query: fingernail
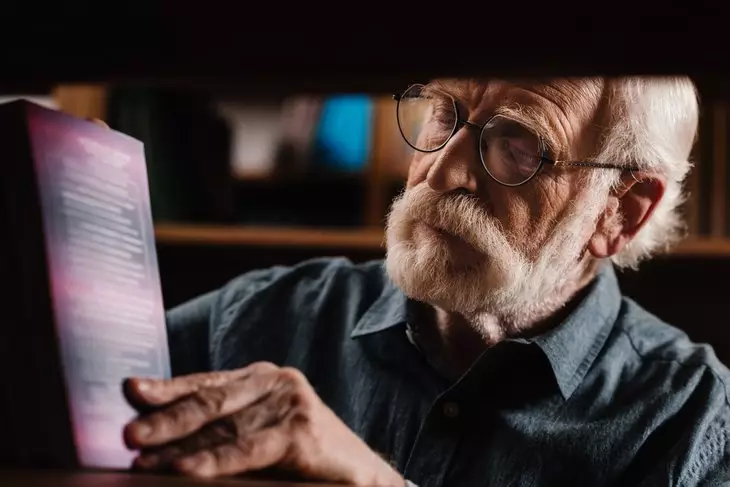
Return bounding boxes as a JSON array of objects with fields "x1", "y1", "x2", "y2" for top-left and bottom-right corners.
[
  {"x1": 133, "y1": 421, "x2": 152, "y2": 439},
  {"x1": 136, "y1": 379, "x2": 152, "y2": 391},
  {"x1": 178, "y1": 454, "x2": 206, "y2": 472}
]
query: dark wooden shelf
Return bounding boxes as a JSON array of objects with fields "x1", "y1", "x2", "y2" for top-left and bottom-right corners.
[
  {"x1": 154, "y1": 224, "x2": 730, "y2": 257},
  {"x1": 155, "y1": 224, "x2": 385, "y2": 250},
  {"x1": 666, "y1": 237, "x2": 730, "y2": 257},
  {"x1": 233, "y1": 171, "x2": 366, "y2": 186}
]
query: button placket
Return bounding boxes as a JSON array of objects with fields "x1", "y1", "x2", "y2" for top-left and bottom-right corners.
[{"x1": 403, "y1": 394, "x2": 466, "y2": 487}]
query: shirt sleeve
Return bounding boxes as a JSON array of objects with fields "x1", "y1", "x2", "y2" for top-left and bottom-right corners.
[
  {"x1": 164, "y1": 256, "x2": 376, "y2": 376},
  {"x1": 165, "y1": 290, "x2": 219, "y2": 376}
]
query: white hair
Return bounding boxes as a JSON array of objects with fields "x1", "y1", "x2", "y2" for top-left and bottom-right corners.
[{"x1": 592, "y1": 76, "x2": 700, "y2": 269}]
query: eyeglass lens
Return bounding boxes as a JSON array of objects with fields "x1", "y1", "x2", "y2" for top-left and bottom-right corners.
[{"x1": 397, "y1": 84, "x2": 544, "y2": 186}]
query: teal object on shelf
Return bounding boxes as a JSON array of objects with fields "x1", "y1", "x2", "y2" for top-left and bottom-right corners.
[{"x1": 312, "y1": 95, "x2": 373, "y2": 172}]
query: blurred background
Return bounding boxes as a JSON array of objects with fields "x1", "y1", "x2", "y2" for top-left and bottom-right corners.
[{"x1": 10, "y1": 82, "x2": 729, "y2": 362}]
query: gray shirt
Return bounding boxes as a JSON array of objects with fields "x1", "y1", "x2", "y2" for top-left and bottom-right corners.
[{"x1": 166, "y1": 257, "x2": 730, "y2": 486}]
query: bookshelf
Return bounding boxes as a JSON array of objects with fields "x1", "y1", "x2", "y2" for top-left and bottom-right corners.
[{"x1": 46, "y1": 83, "x2": 730, "y2": 259}]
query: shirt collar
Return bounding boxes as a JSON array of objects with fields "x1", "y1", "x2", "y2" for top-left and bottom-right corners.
[
  {"x1": 350, "y1": 269, "x2": 409, "y2": 338},
  {"x1": 351, "y1": 262, "x2": 622, "y2": 400},
  {"x1": 520, "y1": 263, "x2": 621, "y2": 399}
]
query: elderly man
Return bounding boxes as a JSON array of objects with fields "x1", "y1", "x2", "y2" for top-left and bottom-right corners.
[{"x1": 122, "y1": 77, "x2": 729, "y2": 486}]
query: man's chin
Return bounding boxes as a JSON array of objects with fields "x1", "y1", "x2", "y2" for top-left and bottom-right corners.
[{"x1": 385, "y1": 239, "x2": 486, "y2": 312}]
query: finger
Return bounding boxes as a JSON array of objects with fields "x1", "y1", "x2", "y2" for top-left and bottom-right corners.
[
  {"x1": 124, "y1": 364, "x2": 282, "y2": 448},
  {"x1": 174, "y1": 426, "x2": 290, "y2": 479},
  {"x1": 122, "y1": 379, "x2": 160, "y2": 414},
  {"x1": 132, "y1": 418, "x2": 234, "y2": 471},
  {"x1": 125, "y1": 362, "x2": 276, "y2": 407},
  {"x1": 124, "y1": 372, "x2": 242, "y2": 408},
  {"x1": 132, "y1": 391, "x2": 284, "y2": 470}
]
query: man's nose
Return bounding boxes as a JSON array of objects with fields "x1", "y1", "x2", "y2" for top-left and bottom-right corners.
[{"x1": 425, "y1": 124, "x2": 480, "y2": 194}]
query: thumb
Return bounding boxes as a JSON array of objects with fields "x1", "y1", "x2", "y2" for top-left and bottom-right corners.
[{"x1": 123, "y1": 370, "x2": 248, "y2": 408}]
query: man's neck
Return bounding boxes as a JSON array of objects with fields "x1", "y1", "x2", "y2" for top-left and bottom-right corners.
[{"x1": 412, "y1": 261, "x2": 602, "y2": 380}]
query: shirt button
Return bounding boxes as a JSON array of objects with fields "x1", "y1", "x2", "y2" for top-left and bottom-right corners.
[{"x1": 442, "y1": 401, "x2": 460, "y2": 419}]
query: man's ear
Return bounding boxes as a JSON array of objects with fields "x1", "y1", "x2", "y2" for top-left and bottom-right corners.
[{"x1": 588, "y1": 171, "x2": 666, "y2": 259}]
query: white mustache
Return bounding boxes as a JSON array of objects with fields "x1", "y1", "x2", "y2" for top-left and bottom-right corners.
[{"x1": 389, "y1": 184, "x2": 502, "y2": 255}]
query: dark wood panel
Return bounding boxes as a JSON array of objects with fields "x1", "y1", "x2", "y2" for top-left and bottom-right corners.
[{"x1": 4, "y1": 10, "x2": 730, "y2": 98}]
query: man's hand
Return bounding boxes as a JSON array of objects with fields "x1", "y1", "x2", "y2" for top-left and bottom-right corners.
[{"x1": 122, "y1": 362, "x2": 404, "y2": 485}]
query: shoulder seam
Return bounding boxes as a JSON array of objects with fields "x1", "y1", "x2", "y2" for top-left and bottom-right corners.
[
  {"x1": 616, "y1": 326, "x2": 730, "y2": 406},
  {"x1": 618, "y1": 319, "x2": 730, "y2": 483},
  {"x1": 208, "y1": 257, "x2": 383, "y2": 368}
]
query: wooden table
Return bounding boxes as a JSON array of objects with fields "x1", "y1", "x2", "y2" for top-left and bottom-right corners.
[{"x1": 0, "y1": 470, "x2": 341, "y2": 486}]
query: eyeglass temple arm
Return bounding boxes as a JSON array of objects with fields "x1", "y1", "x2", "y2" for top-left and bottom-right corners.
[{"x1": 541, "y1": 157, "x2": 641, "y2": 172}]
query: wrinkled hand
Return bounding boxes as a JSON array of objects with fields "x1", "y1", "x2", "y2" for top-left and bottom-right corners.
[{"x1": 122, "y1": 362, "x2": 404, "y2": 485}]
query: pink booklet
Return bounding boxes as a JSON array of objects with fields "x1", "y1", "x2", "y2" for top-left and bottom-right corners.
[{"x1": 0, "y1": 100, "x2": 170, "y2": 470}]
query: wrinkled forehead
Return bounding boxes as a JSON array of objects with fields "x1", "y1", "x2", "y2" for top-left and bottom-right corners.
[
  {"x1": 429, "y1": 77, "x2": 608, "y2": 156},
  {"x1": 430, "y1": 77, "x2": 605, "y2": 113}
]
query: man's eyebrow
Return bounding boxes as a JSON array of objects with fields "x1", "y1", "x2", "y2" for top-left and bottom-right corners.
[{"x1": 493, "y1": 104, "x2": 565, "y2": 157}]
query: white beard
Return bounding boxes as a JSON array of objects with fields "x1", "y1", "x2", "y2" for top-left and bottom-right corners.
[{"x1": 384, "y1": 183, "x2": 606, "y2": 338}]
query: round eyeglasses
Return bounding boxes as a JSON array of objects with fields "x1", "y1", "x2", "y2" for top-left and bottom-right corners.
[{"x1": 394, "y1": 83, "x2": 640, "y2": 187}]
